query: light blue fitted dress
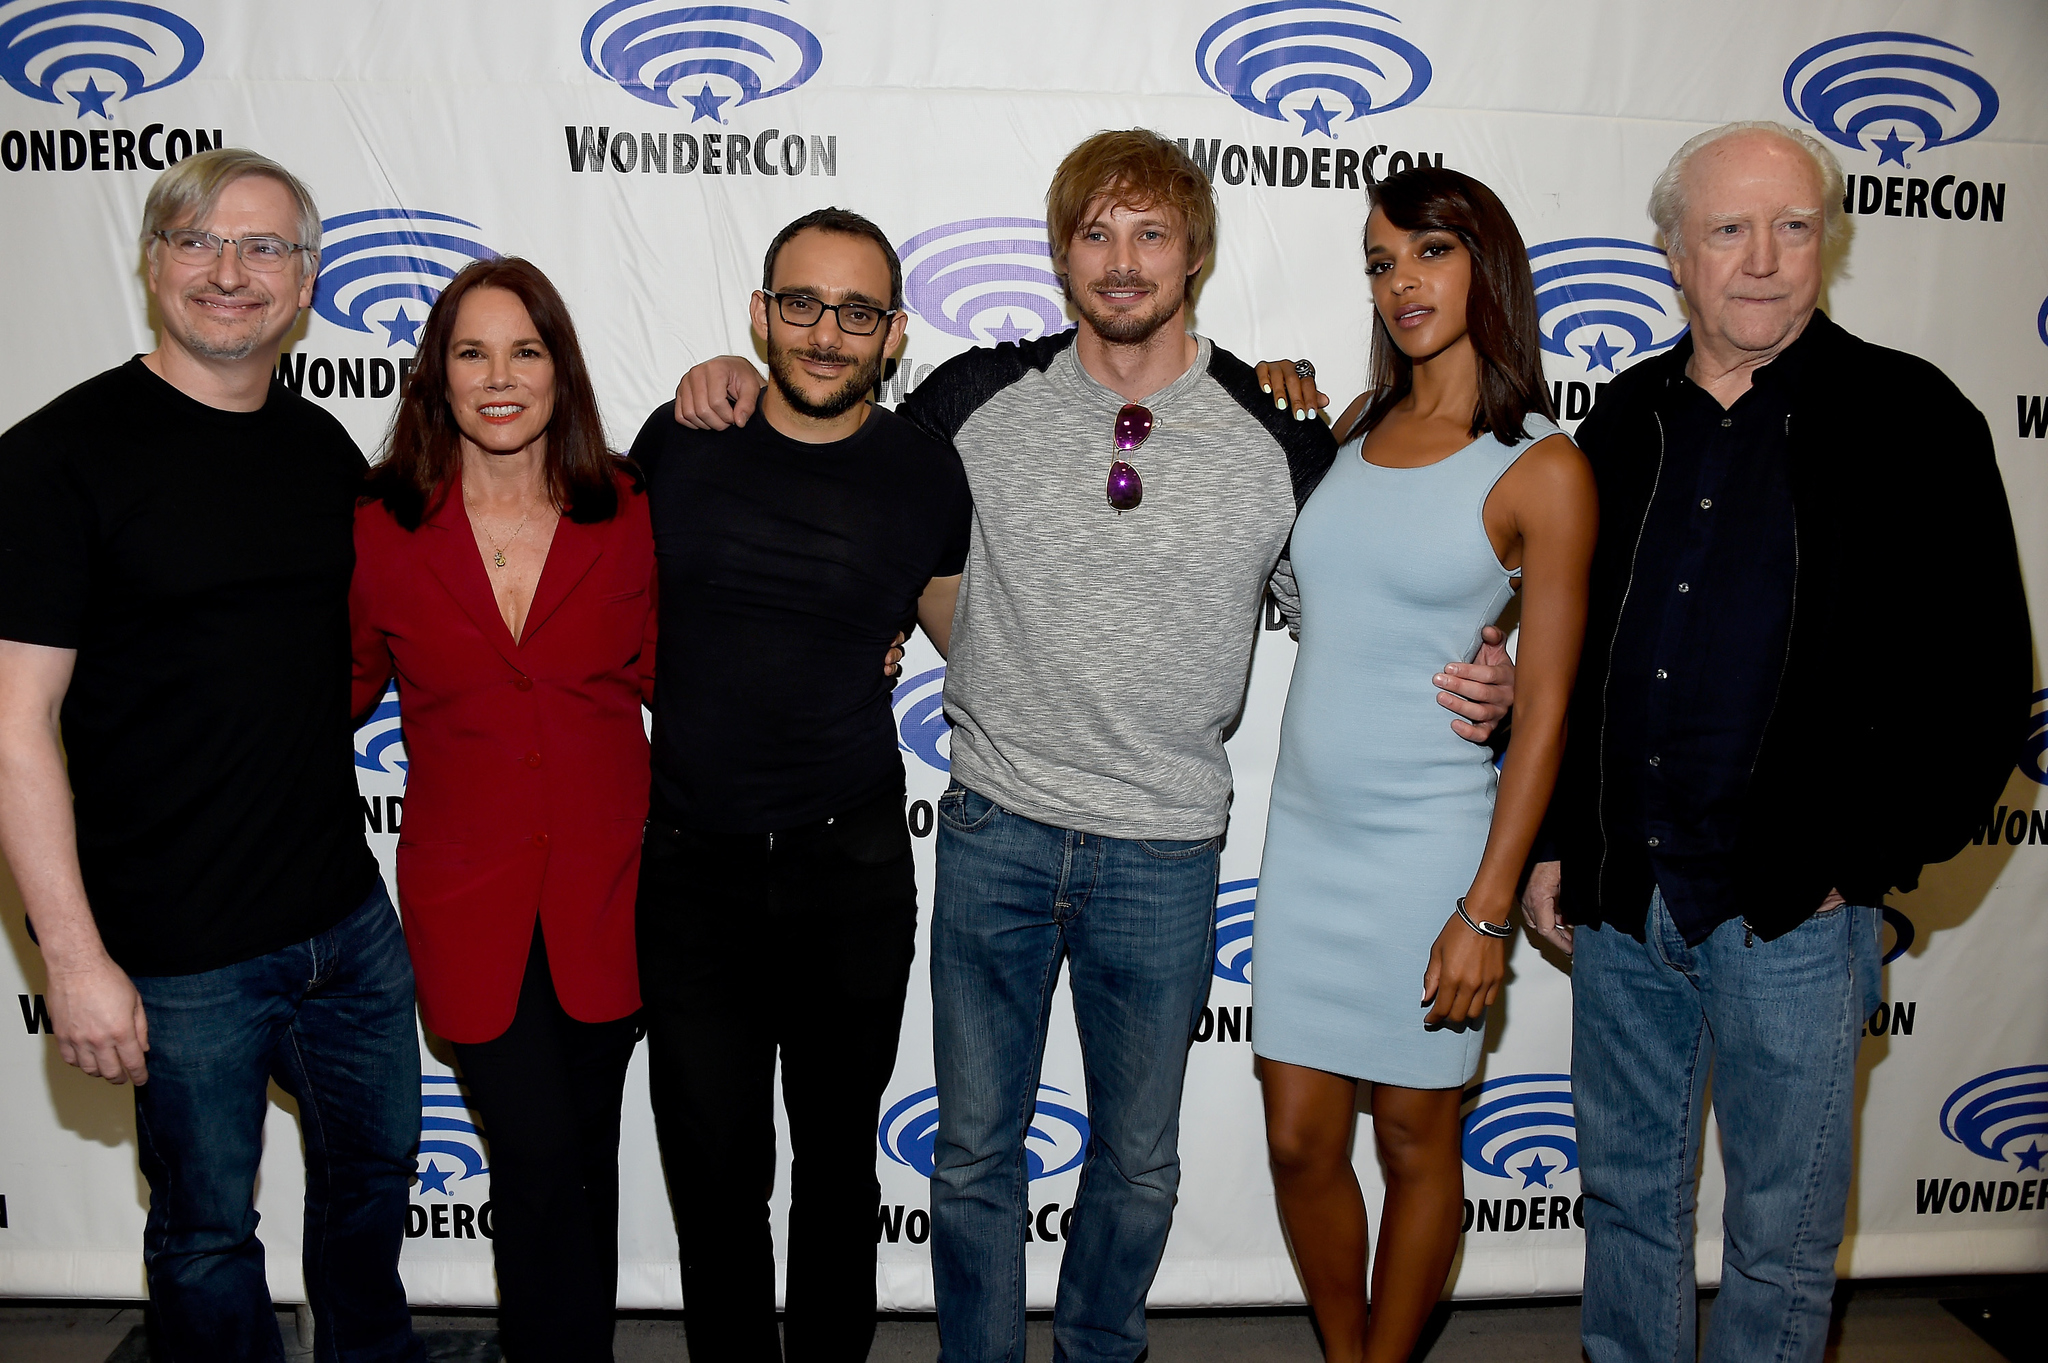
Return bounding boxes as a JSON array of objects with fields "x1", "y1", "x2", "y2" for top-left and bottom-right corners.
[{"x1": 1251, "y1": 415, "x2": 1558, "y2": 1089}]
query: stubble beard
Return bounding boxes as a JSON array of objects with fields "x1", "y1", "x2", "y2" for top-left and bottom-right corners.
[
  {"x1": 1074, "y1": 271, "x2": 1187, "y2": 346},
  {"x1": 767, "y1": 338, "x2": 887, "y2": 420},
  {"x1": 170, "y1": 285, "x2": 276, "y2": 361}
]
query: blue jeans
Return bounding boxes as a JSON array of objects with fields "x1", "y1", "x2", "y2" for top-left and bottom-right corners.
[
  {"x1": 930, "y1": 784, "x2": 1220, "y2": 1363},
  {"x1": 1572, "y1": 890, "x2": 1882, "y2": 1363},
  {"x1": 131, "y1": 881, "x2": 425, "y2": 1363}
]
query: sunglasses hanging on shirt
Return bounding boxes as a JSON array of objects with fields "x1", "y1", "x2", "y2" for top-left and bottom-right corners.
[{"x1": 1108, "y1": 404, "x2": 1151, "y2": 512}]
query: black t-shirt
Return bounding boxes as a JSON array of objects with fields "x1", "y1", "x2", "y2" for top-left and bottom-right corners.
[
  {"x1": 0, "y1": 358, "x2": 377, "y2": 975},
  {"x1": 632, "y1": 397, "x2": 972, "y2": 833}
]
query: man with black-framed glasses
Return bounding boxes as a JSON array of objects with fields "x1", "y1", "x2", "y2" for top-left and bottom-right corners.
[{"x1": 627, "y1": 206, "x2": 971, "y2": 1362}]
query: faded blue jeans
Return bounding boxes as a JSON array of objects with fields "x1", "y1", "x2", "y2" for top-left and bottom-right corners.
[
  {"x1": 130, "y1": 881, "x2": 425, "y2": 1363},
  {"x1": 930, "y1": 784, "x2": 1220, "y2": 1363},
  {"x1": 1573, "y1": 889, "x2": 1883, "y2": 1363}
]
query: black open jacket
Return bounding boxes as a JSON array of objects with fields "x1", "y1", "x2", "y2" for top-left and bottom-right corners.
[{"x1": 1553, "y1": 310, "x2": 2032, "y2": 940}]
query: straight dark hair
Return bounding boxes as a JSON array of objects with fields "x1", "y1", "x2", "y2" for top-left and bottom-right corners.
[
  {"x1": 1357, "y1": 166, "x2": 1555, "y2": 444},
  {"x1": 366, "y1": 257, "x2": 633, "y2": 529}
]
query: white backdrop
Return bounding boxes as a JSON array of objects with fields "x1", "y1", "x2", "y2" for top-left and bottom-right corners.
[{"x1": 2, "y1": 0, "x2": 2045, "y2": 1312}]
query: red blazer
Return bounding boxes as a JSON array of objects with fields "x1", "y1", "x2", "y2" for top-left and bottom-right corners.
[{"x1": 350, "y1": 470, "x2": 656, "y2": 1044}]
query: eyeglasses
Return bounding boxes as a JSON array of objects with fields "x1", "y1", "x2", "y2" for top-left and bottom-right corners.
[
  {"x1": 762, "y1": 290, "x2": 897, "y2": 337},
  {"x1": 1107, "y1": 403, "x2": 1151, "y2": 512},
  {"x1": 153, "y1": 229, "x2": 310, "y2": 273}
]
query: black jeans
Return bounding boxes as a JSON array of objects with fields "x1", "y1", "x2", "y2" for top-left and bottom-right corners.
[
  {"x1": 637, "y1": 783, "x2": 919, "y2": 1363},
  {"x1": 453, "y1": 927, "x2": 642, "y2": 1363}
]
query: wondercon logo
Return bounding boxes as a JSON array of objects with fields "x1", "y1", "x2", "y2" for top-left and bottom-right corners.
[
  {"x1": 1195, "y1": 1, "x2": 1431, "y2": 139},
  {"x1": 1461, "y1": 1073, "x2": 1577, "y2": 1190},
  {"x1": 1214, "y1": 878, "x2": 1256, "y2": 983},
  {"x1": 417, "y1": 1073, "x2": 489, "y2": 1194},
  {"x1": 354, "y1": 680, "x2": 407, "y2": 777},
  {"x1": 0, "y1": 0, "x2": 202, "y2": 118},
  {"x1": 897, "y1": 218, "x2": 1070, "y2": 345},
  {"x1": 2022, "y1": 687, "x2": 2048, "y2": 786},
  {"x1": 878, "y1": 1084, "x2": 1091, "y2": 1181},
  {"x1": 1527, "y1": 238, "x2": 1687, "y2": 375},
  {"x1": 580, "y1": 0, "x2": 821, "y2": 123},
  {"x1": 892, "y1": 665, "x2": 950, "y2": 774},
  {"x1": 1783, "y1": 32, "x2": 1999, "y2": 165},
  {"x1": 1939, "y1": 1065, "x2": 2048, "y2": 1171},
  {"x1": 312, "y1": 209, "x2": 496, "y2": 349}
]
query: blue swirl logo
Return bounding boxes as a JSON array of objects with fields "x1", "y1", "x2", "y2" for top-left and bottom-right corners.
[
  {"x1": 891, "y1": 665, "x2": 950, "y2": 774},
  {"x1": 1940, "y1": 1065, "x2": 2048, "y2": 1170},
  {"x1": 312, "y1": 209, "x2": 496, "y2": 349},
  {"x1": 354, "y1": 679, "x2": 407, "y2": 777},
  {"x1": 1783, "y1": 32, "x2": 1999, "y2": 165},
  {"x1": 581, "y1": 0, "x2": 821, "y2": 122},
  {"x1": 897, "y1": 217, "x2": 1070, "y2": 345},
  {"x1": 2023, "y1": 687, "x2": 2048, "y2": 786},
  {"x1": 1195, "y1": 1, "x2": 1431, "y2": 139},
  {"x1": 1881, "y1": 906, "x2": 1914, "y2": 965},
  {"x1": 417, "y1": 1072, "x2": 489, "y2": 1194},
  {"x1": 1527, "y1": 238, "x2": 1687, "y2": 376},
  {"x1": 0, "y1": 0, "x2": 202, "y2": 118},
  {"x1": 1214, "y1": 877, "x2": 1256, "y2": 983},
  {"x1": 1461, "y1": 1073, "x2": 1577, "y2": 1188},
  {"x1": 879, "y1": 1084, "x2": 1091, "y2": 1181}
]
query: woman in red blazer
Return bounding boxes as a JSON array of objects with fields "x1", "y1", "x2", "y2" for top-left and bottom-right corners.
[{"x1": 350, "y1": 257, "x2": 653, "y2": 1363}]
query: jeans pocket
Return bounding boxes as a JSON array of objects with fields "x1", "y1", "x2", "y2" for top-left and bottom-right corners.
[
  {"x1": 936, "y1": 784, "x2": 1000, "y2": 833},
  {"x1": 1137, "y1": 835, "x2": 1220, "y2": 861}
]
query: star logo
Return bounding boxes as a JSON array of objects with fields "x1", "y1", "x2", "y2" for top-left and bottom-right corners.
[
  {"x1": 1518, "y1": 1154, "x2": 1558, "y2": 1189},
  {"x1": 1871, "y1": 125, "x2": 1912, "y2": 168},
  {"x1": 1579, "y1": 330, "x2": 1623, "y2": 373},
  {"x1": 2018, "y1": 1141, "x2": 2046, "y2": 1173},
  {"x1": 987, "y1": 311, "x2": 1033, "y2": 344},
  {"x1": 378, "y1": 304, "x2": 423, "y2": 349},
  {"x1": 68, "y1": 77, "x2": 114, "y2": 120},
  {"x1": 415, "y1": 1158, "x2": 455, "y2": 1195},
  {"x1": 685, "y1": 83, "x2": 729, "y2": 125},
  {"x1": 1296, "y1": 96, "x2": 1340, "y2": 139}
]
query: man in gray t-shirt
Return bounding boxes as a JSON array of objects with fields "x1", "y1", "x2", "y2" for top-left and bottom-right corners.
[{"x1": 675, "y1": 132, "x2": 1512, "y2": 1363}]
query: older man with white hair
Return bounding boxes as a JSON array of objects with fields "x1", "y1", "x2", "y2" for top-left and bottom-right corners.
[{"x1": 1522, "y1": 121, "x2": 2030, "y2": 1361}]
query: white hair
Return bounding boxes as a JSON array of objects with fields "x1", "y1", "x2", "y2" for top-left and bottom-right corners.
[
  {"x1": 1648, "y1": 120, "x2": 1846, "y2": 258},
  {"x1": 140, "y1": 146, "x2": 322, "y2": 274}
]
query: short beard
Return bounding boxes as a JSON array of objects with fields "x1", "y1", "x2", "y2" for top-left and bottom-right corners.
[
  {"x1": 170, "y1": 287, "x2": 272, "y2": 361},
  {"x1": 1072, "y1": 272, "x2": 1186, "y2": 346},
  {"x1": 767, "y1": 338, "x2": 886, "y2": 420}
]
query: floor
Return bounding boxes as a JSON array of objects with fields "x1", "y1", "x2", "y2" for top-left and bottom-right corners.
[{"x1": 0, "y1": 1277, "x2": 2036, "y2": 1361}]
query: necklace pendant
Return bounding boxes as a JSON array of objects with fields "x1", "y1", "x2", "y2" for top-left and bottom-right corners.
[{"x1": 493, "y1": 551, "x2": 507, "y2": 568}]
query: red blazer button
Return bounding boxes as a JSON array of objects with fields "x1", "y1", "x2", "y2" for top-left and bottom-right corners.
[
  {"x1": 514, "y1": 676, "x2": 534, "y2": 691},
  {"x1": 525, "y1": 751, "x2": 542, "y2": 768}
]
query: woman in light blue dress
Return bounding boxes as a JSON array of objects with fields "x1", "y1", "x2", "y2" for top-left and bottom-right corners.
[{"x1": 1250, "y1": 167, "x2": 1597, "y2": 1363}]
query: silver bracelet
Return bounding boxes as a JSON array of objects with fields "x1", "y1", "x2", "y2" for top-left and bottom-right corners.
[{"x1": 1456, "y1": 897, "x2": 1513, "y2": 939}]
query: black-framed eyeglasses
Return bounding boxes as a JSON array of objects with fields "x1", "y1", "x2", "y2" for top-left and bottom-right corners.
[
  {"x1": 762, "y1": 290, "x2": 897, "y2": 336},
  {"x1": 153, "y1": 228, "x2": 311, "y2": 273}
]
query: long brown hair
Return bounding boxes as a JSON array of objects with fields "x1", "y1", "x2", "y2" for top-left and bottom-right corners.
[
  {"x1": 1357, "y1": 166, "x2": 1555, "y2": 444},
  {"x1": 366, "y1": 257, "x2": 633, "y2": 528}
]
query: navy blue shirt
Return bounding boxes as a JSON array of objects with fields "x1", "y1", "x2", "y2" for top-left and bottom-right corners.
[{"x1": 1605, "y1": 334, "x2": 1805, "y2": 942}]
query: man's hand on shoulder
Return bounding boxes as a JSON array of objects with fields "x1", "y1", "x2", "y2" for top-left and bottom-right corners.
[
  {"x1": 674, "y1": 356, "x2": 765, "y2": 430},
  {"x1": 1436, "y1": 623, "x2": 1515, "y2": 743},
  {"x1": 47, "y1": 953, "x2": 149, "y2": 1085}
]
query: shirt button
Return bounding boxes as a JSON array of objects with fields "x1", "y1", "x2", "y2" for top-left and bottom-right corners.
[
  {"x1": 1677, "y1": 582, "x2": 1690, "y2": 593},
  {"x1": 1655, "y1": 668, "x2": 1669, "y2": 680},
  {"x1": 533, "y1": 832, "x2": 549, "y2": 848},
  {"x1": 1648, "y1": 836, "x2": 1661, "y2": 847},
  {"x1": 525, "y1": 751, "x2": 542, "y2": 768},
  {"x1": 514, "y1": 676, "x2": 534, "y2": 692},
  {"x1": 1649, "y1": 755, "x2": 1662, "y2": 767},
  {"x1": 1699, "y1": 498, "x2": 1713, "y2": 509},
  {"x1": 1720, "y1": 417, "x2": 1733, "y2": 428}
]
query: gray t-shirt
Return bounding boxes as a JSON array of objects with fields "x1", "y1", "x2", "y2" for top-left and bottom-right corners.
[{"x1": 900, "y1": 332, "x2": 1335, "y2": 839}]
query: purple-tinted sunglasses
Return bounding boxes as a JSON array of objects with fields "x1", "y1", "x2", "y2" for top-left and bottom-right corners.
[{"x1": 1108, "y1": 403, "x2": 1151, "y2": 512}]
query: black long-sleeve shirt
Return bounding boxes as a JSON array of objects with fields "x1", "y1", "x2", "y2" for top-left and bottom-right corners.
[{"x1": 1606, "y1": 335, "x2": 1802, "y2": 942}]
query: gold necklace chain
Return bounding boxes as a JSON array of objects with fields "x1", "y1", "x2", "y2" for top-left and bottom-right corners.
[{"x1": 467, "y1": 498, "x2": 537, "y2": 570}]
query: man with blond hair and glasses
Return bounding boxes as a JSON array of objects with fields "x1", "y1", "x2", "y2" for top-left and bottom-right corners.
[
  {"x1": 0, "y1": 149, "x2": 425, "y2": 1362},
  {"x1": 674, "y1": 131, "x2": 1516, "y2": 1363}
]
